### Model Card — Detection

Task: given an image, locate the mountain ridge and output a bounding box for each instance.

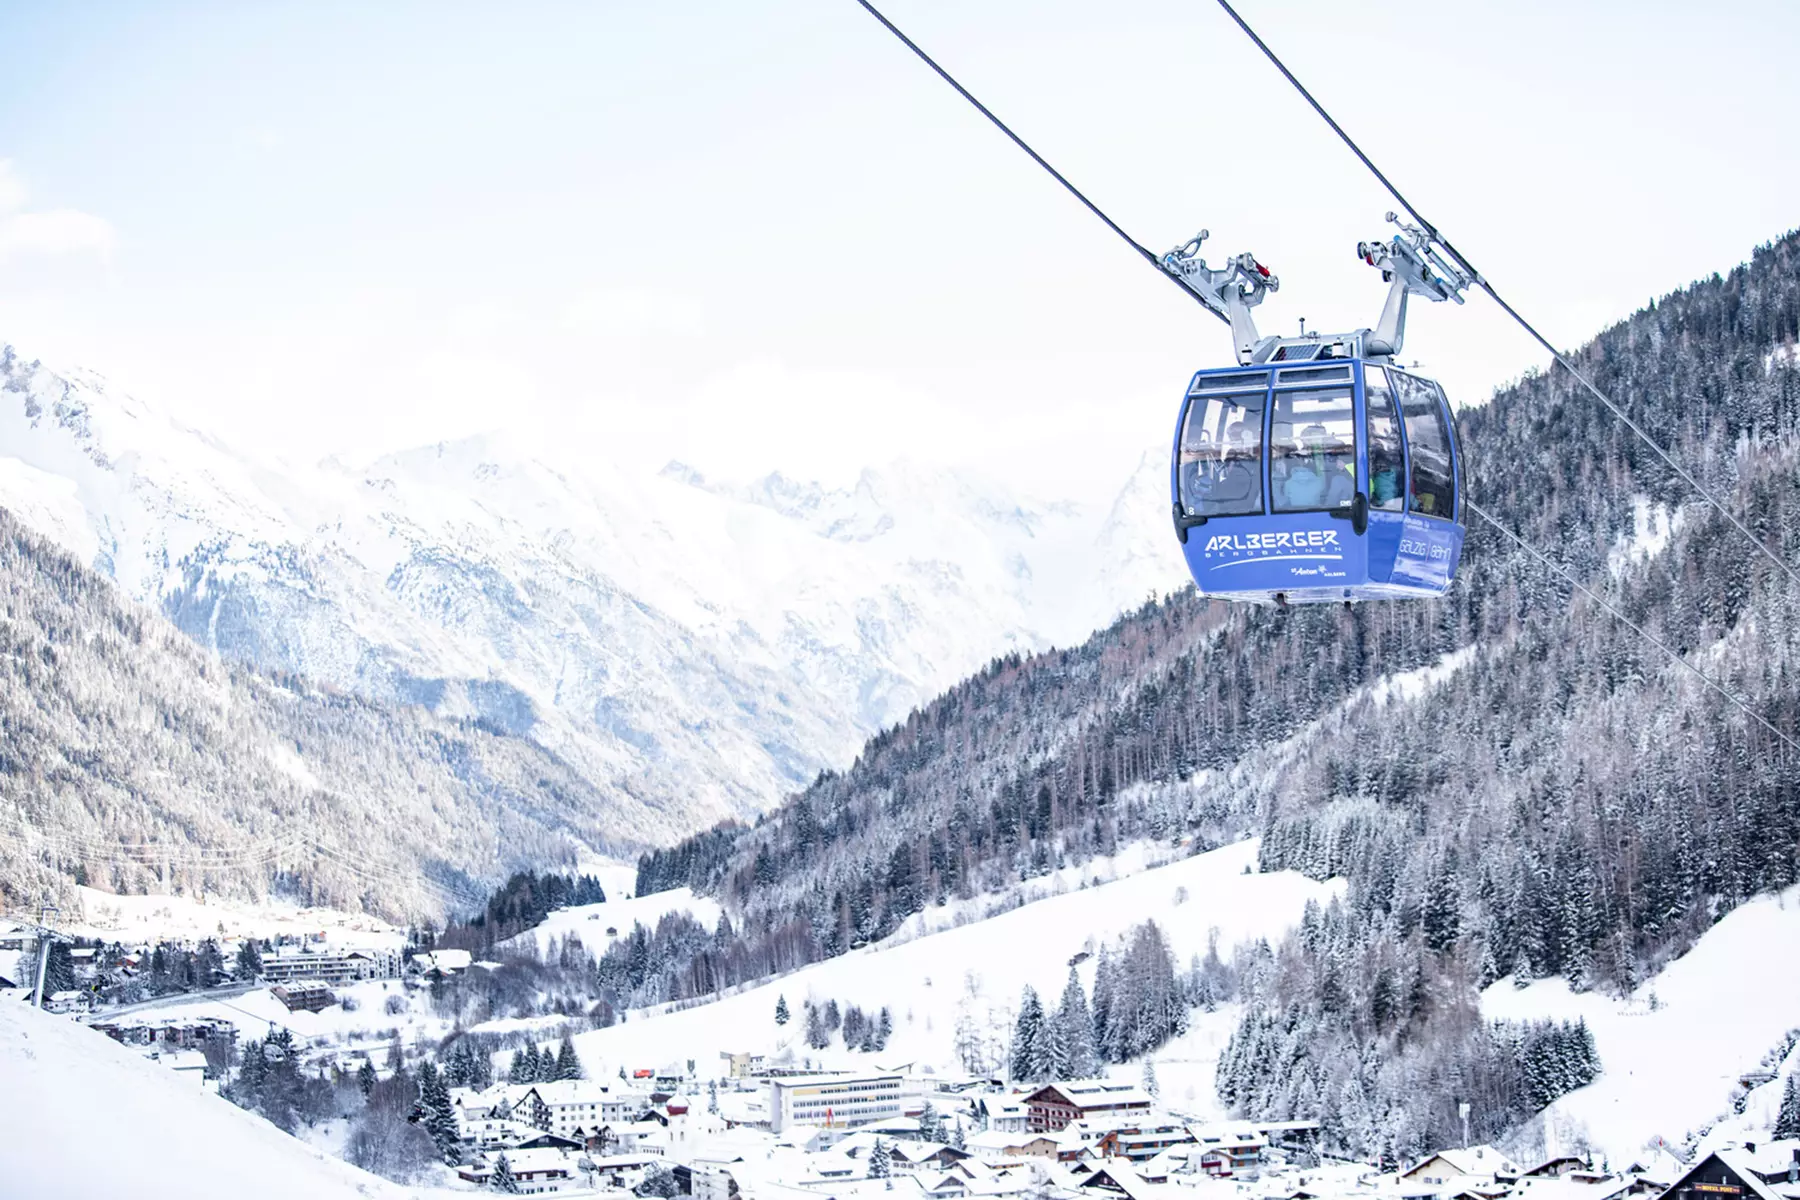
[0,346,1187,844]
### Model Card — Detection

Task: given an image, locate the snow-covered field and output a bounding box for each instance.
[502,885,721,958]
[571,838,1340,1085]
[65,885,406,947]
[1482,881,1800,1162]
[0,999,453,1199]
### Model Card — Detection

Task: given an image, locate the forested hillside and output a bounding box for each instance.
[0,507,619,917]
[633,232,1800,1153]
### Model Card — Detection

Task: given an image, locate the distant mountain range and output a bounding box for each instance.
[0,344,1187,848]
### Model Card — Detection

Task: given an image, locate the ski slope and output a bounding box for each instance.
[571,838,1340,1084]
[0,999,449,1199]
[502,885,721,958]
[1482,881,1800,1162]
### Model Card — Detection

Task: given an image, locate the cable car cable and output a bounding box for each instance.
[852,0,1227,326]
[1465,498,1796,754]
[851,0,1794,748]
[1211,0,1800,593]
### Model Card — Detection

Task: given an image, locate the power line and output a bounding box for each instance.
[1210,0,1800,594]
[1465,498,1797,754]
[851,0,1227,325]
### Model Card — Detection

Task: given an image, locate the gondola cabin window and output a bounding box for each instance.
[1270,387,1356,513]
[1392,369,1456,518]
[1179,389,1265,518]
[1363,367,1406,512]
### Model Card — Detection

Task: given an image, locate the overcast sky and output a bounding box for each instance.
[2,0,1796,504]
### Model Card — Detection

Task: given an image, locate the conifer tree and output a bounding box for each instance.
[489,1153,520,1193]
[511,1043,539,1084]
[869,1138,891,1179]
[1011,987,1045,1083]
[1776,1072,1800,1140]
[775,994,790,1025]
[357,1057,377,1098]
[555,1036,582,1081]
[1056,968,1098,1078]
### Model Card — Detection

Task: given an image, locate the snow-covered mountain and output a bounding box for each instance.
[0,343,1188,845]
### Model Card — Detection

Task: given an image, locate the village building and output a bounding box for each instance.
[456,1146,580,1194]
[1022,1081,1154,1133]
[768,1072,907,1133]
[261,945,400,984]
[269,980,336,1012]
[1657,1149,1796,1200]
[1188,1123,1269,1177]
[1401,1146,1524,1195]
[452,1080,653,1144]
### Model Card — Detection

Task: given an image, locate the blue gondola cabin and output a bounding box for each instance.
[1171,357,1464,604]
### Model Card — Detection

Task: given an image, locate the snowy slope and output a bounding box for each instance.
[1481,882,1800,1162]
[0,344,1187,844]
[0,999,444,1199]
[568,838,1339,1083]
[503,886,722,958]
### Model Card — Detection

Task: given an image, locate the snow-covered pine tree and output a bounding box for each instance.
[1775,1072,1800,1140]
[1057,968,1097,1079]
[554,1036,582,1081]
[1090,948,1117,1061]
[511,1043,538,1083]
[875,1007,892,1051]
[1029,1000,1060,1084]
[489,1153,520,1193]
[775,994,790,1025]
[357,1057,377,1097]
[869,1138,891,1179]
[1011,987,1045,1083]
[1140,1057,1158,1097]
[805,1002,832,1050]
[422,1065,461,1165]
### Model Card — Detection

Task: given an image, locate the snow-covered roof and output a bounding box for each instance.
[1403,1147,1521,1181]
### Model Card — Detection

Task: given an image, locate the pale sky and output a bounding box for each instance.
[2,0,1796,504]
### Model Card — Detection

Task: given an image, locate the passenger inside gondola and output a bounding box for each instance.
[1271,389,1355,512]
[1179,391,1265,518]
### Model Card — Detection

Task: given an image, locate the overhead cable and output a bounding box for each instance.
[1211,0,1800,592]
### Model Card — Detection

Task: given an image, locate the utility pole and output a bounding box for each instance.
[30,898,60,1009]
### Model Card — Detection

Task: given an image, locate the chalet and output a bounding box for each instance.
[1091,1120,1195,1163]
[1189,1123,1268,1177]
[411,948,472,977]
[1737,1142,1800,1188]
[967,1130,1060,1164]
[1402,1146,1523,1191]
[1658,1150,1793,1200]
[1023,1081,1153,1132]
[456,1146,577,1194]
[1526,1157,1596,1179]
[270,980,336,1012]
[978,1097,1032,1133]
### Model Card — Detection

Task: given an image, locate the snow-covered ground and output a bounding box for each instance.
[0,998,455,1199]
[65,885,406,948]
[1482,881,1800,1163]
[501,885,721,958]
[97,977,440,1047]
[570,838,1340,1085]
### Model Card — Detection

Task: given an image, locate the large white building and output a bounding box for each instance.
[454,1081,652,1143]
[767,1073,906,1133]
[260,945,401,983]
